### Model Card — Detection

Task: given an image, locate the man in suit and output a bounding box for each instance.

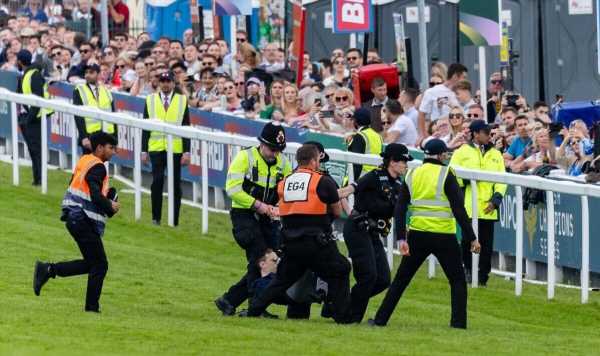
[362,77,389,133]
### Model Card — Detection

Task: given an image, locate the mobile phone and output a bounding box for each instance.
[314,98,322,106]
[320,110,334,118]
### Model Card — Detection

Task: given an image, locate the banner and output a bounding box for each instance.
[500,18,509,65]
[459,0,501,47]
[213,0,252,16]
[392,13,408,73]
[332,0,373,34]
[291,1,306,85]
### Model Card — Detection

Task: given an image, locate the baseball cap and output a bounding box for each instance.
[381,143,413,162]
[423,139,449,155]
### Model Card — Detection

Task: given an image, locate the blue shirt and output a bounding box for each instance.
[21,8,48,22]
[507,137,532,158]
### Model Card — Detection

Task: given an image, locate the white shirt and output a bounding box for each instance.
[160,91,173,106]
[403,106,418,128]
[388,115,418,146]
[418,84,458,121]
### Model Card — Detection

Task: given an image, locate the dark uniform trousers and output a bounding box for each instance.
[461,220,494,284]
[223,210,279,308]
[344,220,390,323]
[150,151,182,225]
[52,216,108,311]
[248,235,351,323]
[19,119,42,184]
[374,231,468,328]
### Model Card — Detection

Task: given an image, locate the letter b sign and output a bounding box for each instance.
[334,0,373,33]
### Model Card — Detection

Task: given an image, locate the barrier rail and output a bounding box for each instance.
[3,88,600,304]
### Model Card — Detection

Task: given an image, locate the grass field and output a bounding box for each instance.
[1,162,600,355]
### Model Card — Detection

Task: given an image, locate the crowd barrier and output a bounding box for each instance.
[2,78,600,304]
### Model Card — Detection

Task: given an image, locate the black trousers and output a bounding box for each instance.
[149,151,182,225]
[52,217,108,311]
[374,231,468,328]
[461,219,495,285]
[343,220,390,323]
[19,119,42,184]
[222,210,279,308]
[248,236,351,323]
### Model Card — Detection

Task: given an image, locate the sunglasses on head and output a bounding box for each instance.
[335,96,349,102]
[467,113,480,118]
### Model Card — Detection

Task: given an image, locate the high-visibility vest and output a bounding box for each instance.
[277,168,327,216]
[352,127,383,177]
[405,163,456,234]
[145,93,187,153]
[61,154,110,235]
[225,146,292,209]
[76,84,115,134]
[21,67,54,118]
[449,143,507,220]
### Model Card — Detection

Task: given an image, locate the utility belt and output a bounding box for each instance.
[350,210,391,238]
[242,179,278,206]
[281,227,334,246]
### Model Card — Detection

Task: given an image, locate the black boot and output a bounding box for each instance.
[214,296,236,316]
[33,261,53,296]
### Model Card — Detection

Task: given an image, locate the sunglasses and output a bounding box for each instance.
[202,62,214,66]
[199,49,206,53]
[491,80,503,85]
[235,82,244,86]
[152,50,164,54]
[224,85,235,90]
[236,38,246,43]
[116,64,126,69]
[382,121,391,126]
[346,56,358,61]
[325,94,334,99]
[51,52,61,57]
[334,61,345,65]
[467,113,480,118]
[335,96,349,102]
[429,81,442,87]
[144,62,154,66]
[80,49,90,53]
[449,113,463,119]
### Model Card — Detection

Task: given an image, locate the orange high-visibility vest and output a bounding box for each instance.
[277,168,327,216]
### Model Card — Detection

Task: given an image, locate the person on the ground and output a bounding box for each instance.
[369,139,481,329]
[33,132,120,313]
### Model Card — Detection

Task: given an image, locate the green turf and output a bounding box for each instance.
[1,162,600,356]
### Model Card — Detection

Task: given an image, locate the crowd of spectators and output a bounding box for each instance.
[1,3,599,183]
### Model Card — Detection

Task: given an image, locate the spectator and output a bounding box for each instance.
[22,0,48,23]
[366,48,381,64]
[510,128,554,173]
[447,106,467,150]
[241,77,266,118]
[398,87,419,128]
[108,0,129,33]
[532,101,550,123]
[190,68,217,108]
[113,56,135,92]
[259,79,284,121]
[362,77,388,132]
[345,48,363,69]
[101,46,117,71]
[136,32,151,47]
[201,53,218,72]
[237,42,260,71]
[170,61,192,97]
[280,83,301,124]
[331,87,355,133]
[72,0,99,34]
[568,119,594,156]
[323,56,349,87]
[183,28,194,46]
[417,63,467,141]
[170,40,184,60]
[500,107,517,127]
[112,32,128,51]
[383,99,417,146]
[431,62,447,81]
[259,42,284,73]
[151,44,167,63]
[486,72,504,123]
[67,41,95,82]
[466,103,484,121]
[302,51,321,82]
[322,84,338,111]
[184,44,201,76]
[503,115,532,167]
[331,48,344,62]
[130,59,153,96]
[454,79,475,113]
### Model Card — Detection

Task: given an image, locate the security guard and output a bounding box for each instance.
[347,108,383,179]
[33,132,120,312]
[73,63,116,154]
[141,71,191,226]
[449,120,506,286]
[337,143,413,323]
[245,144,352,323]
[215,122,292,316]
[16,49,54,186]
[370,139,481,329]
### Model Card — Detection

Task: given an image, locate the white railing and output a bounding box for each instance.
[3,88,600,304]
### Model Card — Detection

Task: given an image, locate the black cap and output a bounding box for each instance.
[258,122,286,151]
[158,71,175,82]
[381,143,413,162]
[352,107,371,126]
[84,63,101,73]
[304,140,329,163]
[469,120,490,133]
[16,49,32,66]
[423,139,449,155]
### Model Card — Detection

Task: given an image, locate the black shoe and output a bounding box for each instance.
[33,261,51,296]
[32,181,41,186]
[367,319,385,327]
[451,323,467,329]
[262,310,279,319]
[85,308,101,313]
[152,220,161,226]
[214,296,235,316]
[321,302,333,319]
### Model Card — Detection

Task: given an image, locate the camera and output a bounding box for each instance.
[506,94,519,108]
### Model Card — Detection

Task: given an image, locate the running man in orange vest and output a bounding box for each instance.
[245,144,352,323]
[33,132,120,313]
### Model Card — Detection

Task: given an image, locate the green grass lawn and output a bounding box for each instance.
[1,162,600,355]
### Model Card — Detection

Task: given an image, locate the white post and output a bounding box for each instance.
[230,17,237,77]
[471,179,479,288]
[100,0,109,47]
[71,116,77,169]
[134,128,142,221]
[167,134,175,227]
[349,33,357,49]
[428,255,436,279]
[546,191,555,299]
[201,140,209,234]
[417,0,429,90]
[478,47,488,120]
[193,182,199,203]
[581,195,589,304]
[346,163,355,208]
[515,185,524,296]
[11,102,19,186]
[41,112,48,194]
[386,221,394,269]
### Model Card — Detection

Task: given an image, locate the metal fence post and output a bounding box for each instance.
[471,179,479,288]
[546,191,555,299]
[515,185,524,296]
[201,140,209,234]
[386,221,394,269]
[134,127,142,221]
[581,195,589,304]
[41,112,48,194]
[167,134,175,227]
[70,115,78,169]
[11,101,19,186]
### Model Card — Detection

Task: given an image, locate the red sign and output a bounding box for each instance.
[291,2,306,85]
[333,0,373,33]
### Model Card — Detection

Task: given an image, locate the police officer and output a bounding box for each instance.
[141,71,191,226]
[215,122,291,316]
[337,143,413,323]
[369,139,481,329]
[347,107,383,179]
[32,132,120,312]
[245,144,351,323]
[16,49,54,186]
[449,120,506,286]
[73,63,116,154]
